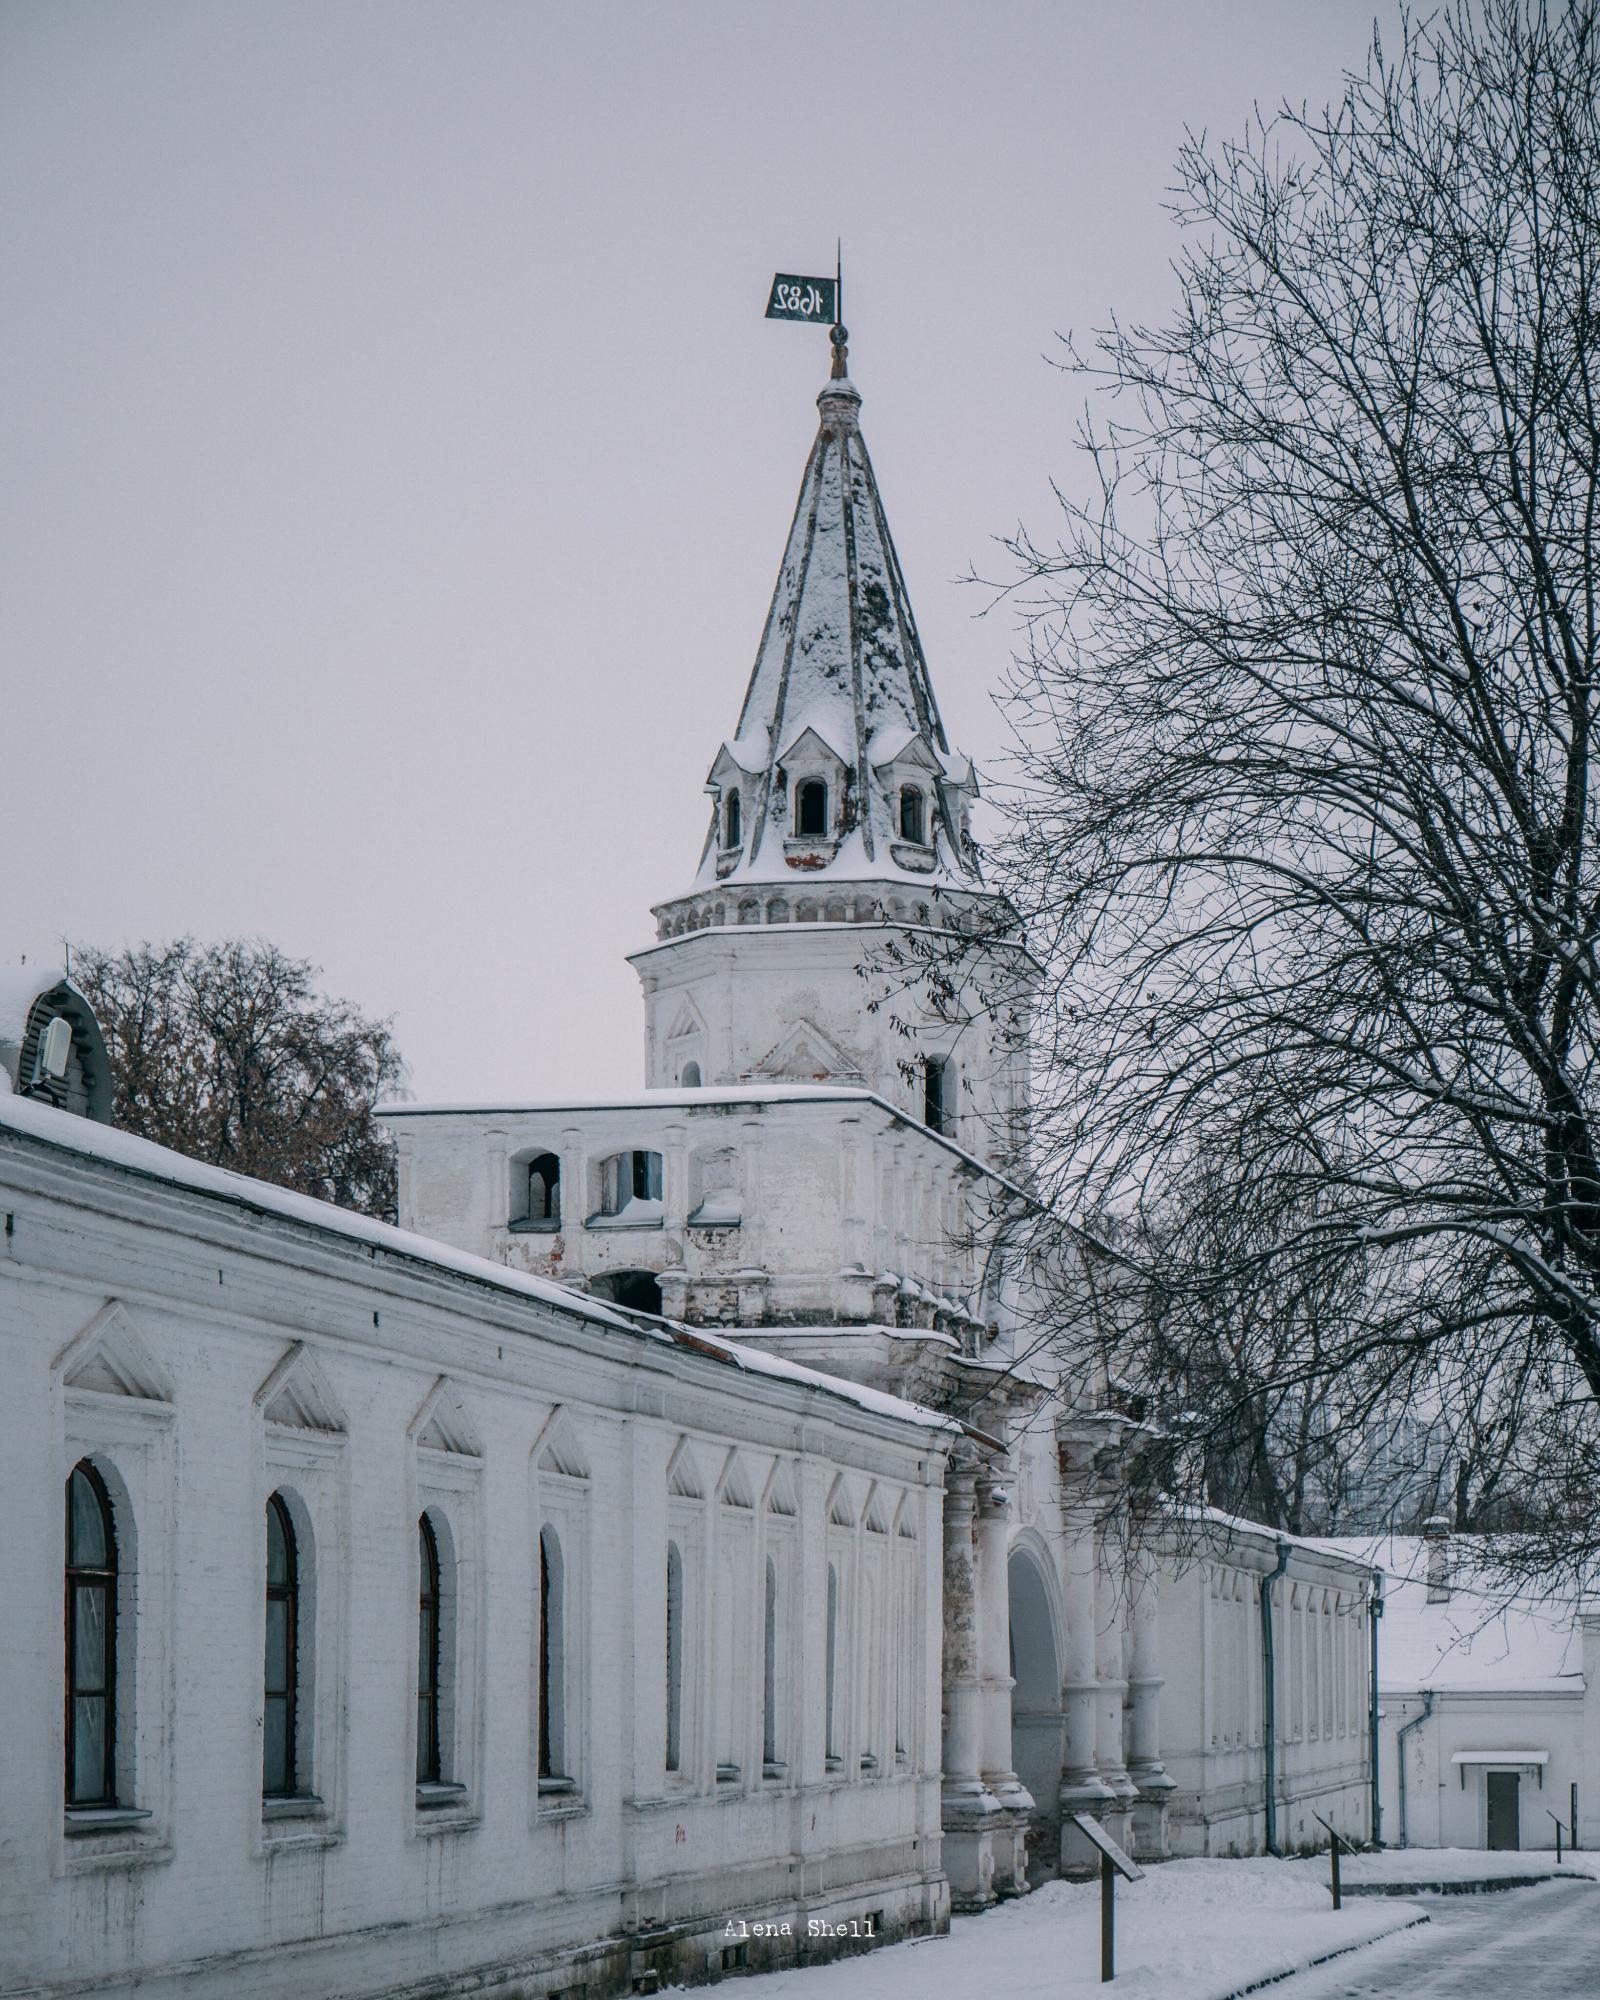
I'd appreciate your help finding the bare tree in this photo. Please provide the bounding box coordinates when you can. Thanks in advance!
[75,938,407,1220]
[976,1,1600,1586]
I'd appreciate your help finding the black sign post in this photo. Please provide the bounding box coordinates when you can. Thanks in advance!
[1068,1813,1143,1983]
[1311,1811,1357,1909]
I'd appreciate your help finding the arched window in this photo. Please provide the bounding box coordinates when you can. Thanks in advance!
[417,1516,442,1784]
[898,786,925,844]
[723,790,742,848]
[665,1540,684,1773]
[528,1153,560,1225]
[597,1149,663,1216]
[263,1493,299,1797]
[824,1562,840,1769]
[680,1060,702,1088]
[538,1526,566,1781]
[65,1462,117,1806]
[762,1555,779,1771]
[796,779,829,838]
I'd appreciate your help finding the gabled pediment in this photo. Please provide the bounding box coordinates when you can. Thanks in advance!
[665,997,708,1045]
[255,1342,347,1434]
[867,724,942,774]
[531,1405,591,1481]
[717,1448,755,1508]
[408,1375,483,1456]
[667,1435,706,1498]
[776,716,853,769]
[54,1300,172,1403]
[764,1459,798,1516]
[750,1018,861,1084]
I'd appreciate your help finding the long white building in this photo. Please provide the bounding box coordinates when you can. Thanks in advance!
[2,344,1378,2000]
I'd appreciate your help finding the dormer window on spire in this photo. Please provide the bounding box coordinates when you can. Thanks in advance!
[723,790,742,850]
[796,780,829,838]
[898,787,926,846]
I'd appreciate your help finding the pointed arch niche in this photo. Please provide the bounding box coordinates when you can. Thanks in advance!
[530,1407,591,1810]
[256,1342,349,1837]
[408,1375,483,1829]
[55,1300,175,1851]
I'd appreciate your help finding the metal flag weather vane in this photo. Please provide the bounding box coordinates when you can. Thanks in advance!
[765,245,847,369]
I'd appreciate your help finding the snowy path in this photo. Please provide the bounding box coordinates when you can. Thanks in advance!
[697,1860,1423,2000]
[1279,1879,1600,1998]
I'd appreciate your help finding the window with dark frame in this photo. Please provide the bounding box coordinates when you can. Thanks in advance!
[922,1055,947,1135]
[724,790,742,848]
[665,1540,684,1772]
[898,785,925,844]
[762,1555,778,1768]
[796,778,828,838]
[824,1561,840,1766]
[417,1515,442,1784]
[538,1525,564,1781]
[65,1462,117,1808]
[263,1493,299,1797]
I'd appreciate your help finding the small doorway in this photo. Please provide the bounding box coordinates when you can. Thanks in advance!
[1486,1770,1520,1850]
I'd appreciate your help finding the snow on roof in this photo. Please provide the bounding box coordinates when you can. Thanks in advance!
[0,1091,955,1443]
[1318,1535,1585,1690]
[776,708,857,768]
[379,1083,880,1115]
[0,966,53,1047]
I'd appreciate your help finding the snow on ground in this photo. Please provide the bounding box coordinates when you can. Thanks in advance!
[1327,1845,1599,1886]
[1276,1877,1600,1999]
[699,1860,1424,2000]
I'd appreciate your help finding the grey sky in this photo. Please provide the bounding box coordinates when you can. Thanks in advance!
[1,1,1403,1101]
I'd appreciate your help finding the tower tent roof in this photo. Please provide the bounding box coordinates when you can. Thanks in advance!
[695,354,982,893]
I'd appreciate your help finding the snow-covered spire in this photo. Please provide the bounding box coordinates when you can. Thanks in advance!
[694,353,982,895]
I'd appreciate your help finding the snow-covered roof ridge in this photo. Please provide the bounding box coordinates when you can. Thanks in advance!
[0,1092,957,1444]
[1317,1534,1588,1690]
[686,358,987,897]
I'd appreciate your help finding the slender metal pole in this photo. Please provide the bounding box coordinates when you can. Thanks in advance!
[1331,1838,1341,1909]
[836,238,842,332]
[1100,1850,1115,1982]
[1573,1781,1580,1851]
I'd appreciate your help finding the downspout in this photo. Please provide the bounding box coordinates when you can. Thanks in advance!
[1395,1689,1435,1849]
[1260,1538,1291,1857]
[1368,1568,1384,1847]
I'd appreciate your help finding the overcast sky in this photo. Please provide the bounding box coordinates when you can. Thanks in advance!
[1,1,1405,1102]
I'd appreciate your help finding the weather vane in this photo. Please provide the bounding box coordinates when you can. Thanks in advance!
[764,241,846,373]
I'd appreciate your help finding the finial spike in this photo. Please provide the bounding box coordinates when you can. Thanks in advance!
[830,321,849,380]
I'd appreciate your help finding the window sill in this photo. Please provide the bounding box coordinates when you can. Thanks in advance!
[762,1761,789,1784]
[508,1217,560,1235]
[537,1775,579,1798]
[262,1794,328,1823]
[824,1756,843,1776]
[716,1763,741,1785]
[415,1781,469,1810]
[64,1807,153,1837]
[584,1214,664,1232]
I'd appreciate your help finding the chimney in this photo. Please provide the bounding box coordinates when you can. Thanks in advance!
[1423,1515,1451,1602]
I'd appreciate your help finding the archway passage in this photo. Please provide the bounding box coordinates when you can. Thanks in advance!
[1009,1547,1064,1881]
[591,1270,663,1316]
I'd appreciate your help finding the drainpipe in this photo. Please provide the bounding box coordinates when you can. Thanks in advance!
[1395,1689,1435,1849]
[1368,1568,1384,1847]
[1260,1539,1292,1857]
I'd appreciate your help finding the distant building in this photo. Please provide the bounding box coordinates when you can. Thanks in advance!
[1325,1531,1598,1853]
